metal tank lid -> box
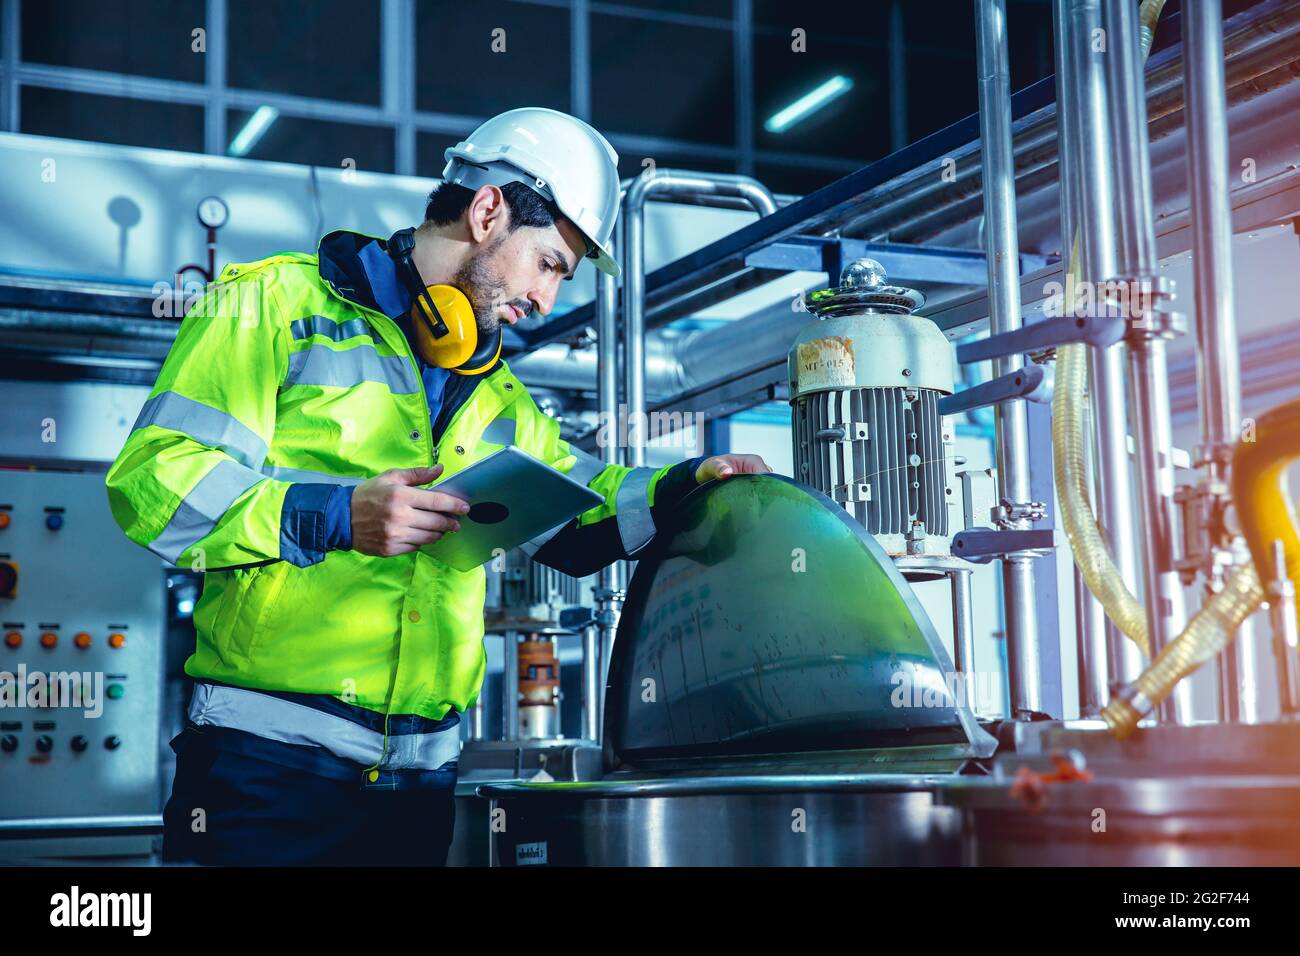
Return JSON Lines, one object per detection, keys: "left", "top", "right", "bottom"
{"left": 602, "top": 474, "right": 996, "bottom": 774}
{"left": 806, "top": 257, "right": 926, "bottom": 317}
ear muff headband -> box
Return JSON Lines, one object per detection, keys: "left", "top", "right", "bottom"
{"left": 386, "top": 228, "right": 501, "bottom": 374}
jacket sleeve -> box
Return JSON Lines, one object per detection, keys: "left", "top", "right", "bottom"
{"left": 513, "top": 397, "right": 705, "bottom": 578}
{"left": 105, "top": 270, "right": 297, "bottom": 571}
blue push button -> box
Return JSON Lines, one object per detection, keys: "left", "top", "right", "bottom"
{"left": 45, "top": 513, "right": 63, "bottom": 531}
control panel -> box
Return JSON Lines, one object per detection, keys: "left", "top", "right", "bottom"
{"left": 0, "top": 469, "right": 165, "bottom": 858}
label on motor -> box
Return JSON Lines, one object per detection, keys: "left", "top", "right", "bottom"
{"left": 796, "top": 336, "right": 856, "bottom": 390}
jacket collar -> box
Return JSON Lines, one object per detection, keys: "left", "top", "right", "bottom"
{"left": 316, "top": 228, "right": 505, "bottom": 379}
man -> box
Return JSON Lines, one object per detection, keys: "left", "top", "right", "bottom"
{"left": 106, "top": 107, "right": 770, "bottom": 866}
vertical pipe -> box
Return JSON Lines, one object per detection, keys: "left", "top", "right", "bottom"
{"left": 734, "top": 0, "right": 755, "bottom": 176}
{"left": 570, "top": 0, "right": 591, "bottom": 120}
{"left": 951, "top": 569, "right": 978, "bottom": 708}
{"left": 1268, "top": 539, "right": 1300, "bottom": 715}
{"left": 975, "top": 0, "right": 1042, "bottom": 717}
{"left": 596, "top": 228, "right": 623, "bottom": 743}
{"left": 1237, "top": 615, "right": 1260, "bottom": 723}
{"left": 203, "top": 0, "right": 228, "bottom": 156}
{"left": 1105, "top": 0, "right": 1187, "bottom": 724}
{"left": 581, "top": 623, "right": 600, "bottom": 740}
{"left": 889, "top": 0, "right": 909, "bottom": 153}
{"left": 1073, "top": 405, "right": 1110, "bottom": 715}
{"left": 1183, "top": 0, "right": 1249, "bottom": 723}
{"left": 470, "top": 685, "right": 485, "bottom": 740}
{"left": 1064, "top": 0, "right": 1145, "bottom": 697}
{"left": 1183, "top": 0, "right": 1242, "bottom": 465}
{"left": 502, "top": 631, "right": 519, "bottom": 741}
{"left": 624, "top": 202, "right": 648, "bottom": 469}
{"left": 1053, "top": 0, "right": 1110, "bottom": 716}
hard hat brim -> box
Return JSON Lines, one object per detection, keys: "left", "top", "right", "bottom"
{"left": 589, "top": 243, "right": 621, "bottom": 279}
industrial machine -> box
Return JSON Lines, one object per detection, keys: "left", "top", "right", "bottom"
{"left": 0, "top": 470, "right": 165, "bottom": 861}
{"left": 790, "top": 258, "right": 955, "bottom": 562}
{"left": 482, "top": 474, "right": 994, "bottom": 866}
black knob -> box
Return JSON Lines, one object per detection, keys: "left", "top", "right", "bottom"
{"left": 35, "top": 735, "right": 53, "bottom": 753}
{"left": 0, "top": 562, "right": 15, "bottom": 599}
{"left": 70, "top": 735, "right": 88, "bottom": 752}
{"left": 0, "top": 734, "right": 16, "bottom": 753}
{"left": 103, "top": 735, "right": 121, "bottom": 751}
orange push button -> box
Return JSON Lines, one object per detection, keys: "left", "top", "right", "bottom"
{"left": 0, "top": 512, "right": 10, "bottom": 529}
{"left": 3, "top": 631, "right": 20, "bottom": 649}
{"left": 74, "top": 632, "right": 92, "bottom": 649}
{"left": 108, "top": 633, "right": 126, "bottom": 649}
{"left": 39, "top": 632, "right": 57, "bottom": 649}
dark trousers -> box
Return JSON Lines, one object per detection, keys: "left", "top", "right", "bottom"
{"left": 162, "top": 726, "right": 458, "bottom": 866}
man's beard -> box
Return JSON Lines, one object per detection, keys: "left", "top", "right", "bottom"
{"left": 453, "top": 237, "right": 520, "bottom": 336}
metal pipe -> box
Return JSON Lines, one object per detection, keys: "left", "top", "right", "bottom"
{"left": 1105, "top": 0, "right": 1187, "bottom": 724}
{"left": 0, "top": 814, "right": 163, "bottom": 838}
{"left": 502, "top": 631, "right": 519, "bottom": 741}
{"left": 951, "top": 568, "right": 977, "bottom": 698}
{"left": 1052, "top": 0, "right": 1114, "bottom": 707}
{"left": 1236, "top": 615, "right": 1261, "bottom": 723}
{"left": 582, "top": 623, "right": 600, "bottom": 741}
{"left": 623, "top": 170, "right": 777, "bottom": 465}
{"left": 594, "top": 231, "right": 623, "bottom": 742}
{"left": 1267, "top": 539, "right": 1300, "bottom": 715}
{"left": 470, "top": 687, "right": 485, "bottom": 740}
{"left": 1063, "top": 0, "right": 1146, "bottom": 702}
{"left": 1185, "top": 0, "right": 1245, "bottom": 464}
{"left": 976, "top": 0, "right": 1042, "bottom": 717}
{"left": 1183, "top": 0, "right": 1251, "bottom": 723}
{"left": 839, "top": 2, "right": 1300, "bottom": 245}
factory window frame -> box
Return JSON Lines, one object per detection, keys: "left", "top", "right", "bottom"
{"left": 0, "top": 0, "right": 1060, "bottom": 193}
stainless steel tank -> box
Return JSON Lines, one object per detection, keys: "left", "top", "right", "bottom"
{"left": 478, "top": 475, "right": 995, "bottom": 866}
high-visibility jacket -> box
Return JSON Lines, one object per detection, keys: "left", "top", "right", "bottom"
{"left": 106, "top": 230, "right": 691, "bottom": 733}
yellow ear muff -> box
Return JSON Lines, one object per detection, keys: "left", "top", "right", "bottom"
{"left": 410, "top": 284, "right": 477, "bottom": 370}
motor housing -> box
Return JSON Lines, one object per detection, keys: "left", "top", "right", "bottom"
{"left": 789, "top": 258, "right": 957, "bottom": 557}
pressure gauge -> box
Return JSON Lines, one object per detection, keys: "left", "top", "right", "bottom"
{"left": 196, "top": 195, "right": 229, "bottom": 230}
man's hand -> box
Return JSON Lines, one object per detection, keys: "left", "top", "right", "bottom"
{"left": 694, "top": 453, "right": 773, "bottom": 483}
{"left": 351, "top": 465, "right": 471, "bottom": 557}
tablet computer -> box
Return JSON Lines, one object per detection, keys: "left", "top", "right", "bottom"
{"left": 419, "top": 445, "right": 605, "bottom": 571}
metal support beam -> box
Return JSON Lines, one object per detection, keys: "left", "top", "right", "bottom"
{"left": 381, "top": 0, "right": 416, "bottom": 176}
{"left": 2, "top": 0, "right": 19, "bottom": 133}
{"left": 888, "top": 0, "right": 908, "bottom": 153}
{"left": 734, "top": 0, "right": 754, "bottom": 176}
{"left": 570, "top": 0, "right": 591, "bottom": 120}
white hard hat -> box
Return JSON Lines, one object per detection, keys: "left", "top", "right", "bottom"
{"left": 443, "top": 107, "right": 622, "bottom": 278}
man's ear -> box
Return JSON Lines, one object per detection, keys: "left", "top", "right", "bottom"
{"left": 466, "top": 185, "right": 508, "bottom": 244}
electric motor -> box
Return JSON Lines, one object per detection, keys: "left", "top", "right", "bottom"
{"left": 789, "top": 258, "right": 957, "bottom": 557}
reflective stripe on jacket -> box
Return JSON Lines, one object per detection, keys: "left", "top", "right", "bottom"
{"left": 106, "top": 231, "right": 685, "bottom": 738}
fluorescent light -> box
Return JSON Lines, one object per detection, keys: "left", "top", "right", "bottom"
{"left": 764, "top": 75, "right": 854, "bottom": 134}
{"left": 228, "top": 106, "right": 280, "bottom": 157}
